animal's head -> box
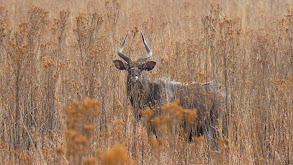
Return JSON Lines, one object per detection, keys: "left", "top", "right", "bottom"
{"left": 113, "top": 32, "right": 156, "bottom": 84}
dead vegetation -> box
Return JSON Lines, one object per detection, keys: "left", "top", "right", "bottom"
{"left": 0, "top": 0, "right": 292, "bottom": 164}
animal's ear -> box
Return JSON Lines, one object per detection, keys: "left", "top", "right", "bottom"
{"left": 113, "top": 60, "right": 127, "bottom": 70}
{"left": 143, "top": 61, "right": 156, "bottom": 71}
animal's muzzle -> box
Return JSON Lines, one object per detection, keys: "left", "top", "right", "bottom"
{"left": 130, "top": 76, "right": 139, "bottom": 82}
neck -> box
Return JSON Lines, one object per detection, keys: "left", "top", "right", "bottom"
{"left": 127, "top": 73, "right": 150, "bottom": 107}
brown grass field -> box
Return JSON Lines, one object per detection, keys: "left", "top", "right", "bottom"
{"left": 0, "top": 0, "right": 292, "bottom": 164}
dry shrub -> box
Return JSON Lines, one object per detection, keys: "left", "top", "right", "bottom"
{"left": 140, "top": 107, "right": 153, "bottom": 120}
{"left": 64, "top": 98, "right": 101, "bottom": 165}
{"left": 149, "top": 135, "right": 159, "bottom": 148}
{"left": 102, "top": 142, "right": 131, "bottom": 165}
{"left": 140, "top": 100, "right": 198, "bottom": 146}
{"left": 84, "top": 157, "right": 97, "bottom": 165}
{"left": 0, "top": 1, "right": 292, "bottom": 164}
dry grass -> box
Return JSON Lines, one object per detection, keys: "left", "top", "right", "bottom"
{"left": 0, "top": 0, "right": 292, "bottom": 164}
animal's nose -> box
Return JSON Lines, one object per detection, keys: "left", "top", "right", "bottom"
{"left": 131, "top": 75, "right": 138, "bottom": 81}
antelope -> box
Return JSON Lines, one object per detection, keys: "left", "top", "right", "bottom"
{"left": 113, "top": 32, "right": 225, "bottom": 144}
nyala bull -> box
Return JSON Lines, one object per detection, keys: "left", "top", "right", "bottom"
{"left": 113, "top": 32, "right": 226, "bottom": 145}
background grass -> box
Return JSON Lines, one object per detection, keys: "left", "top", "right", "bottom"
{"left": 0, "top": 0, "right": 292, "bottom": 164}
